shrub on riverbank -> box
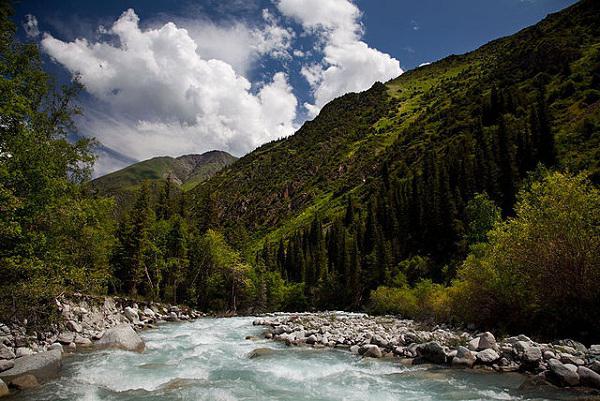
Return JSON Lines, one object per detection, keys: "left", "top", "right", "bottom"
{"left": 370, "top": 171, "right": 600, "bottom": 341}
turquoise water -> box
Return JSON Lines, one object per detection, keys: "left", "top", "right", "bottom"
{"left": 12, "top": 317, "right": 576, "bottom": 401}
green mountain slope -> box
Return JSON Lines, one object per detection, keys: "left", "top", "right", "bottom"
{"left": 191, "top": 0, "right": 599, "bottom": 257}
{"left": 93, "top": 150, "right": 237, "bottom": 195}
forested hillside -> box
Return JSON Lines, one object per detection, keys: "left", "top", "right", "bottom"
{"left": 187, "top": 0, "right": 599, "bottom": 338}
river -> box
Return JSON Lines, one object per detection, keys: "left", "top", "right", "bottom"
{"left": 11, "top": 317, "right": 581, "bottom": 401}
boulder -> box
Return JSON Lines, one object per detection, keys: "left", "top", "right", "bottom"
{"left": 417, "top": 342, "right": 448, "bottom": 364}
{"left": 476, "top": 349, "right": 500, "bottom": 364}
{"left": 0, "top": 349, "right": 62, "bottom": 384}
{"left": 9, "top": 374, "right": 39, "bottom": 390}
{"left": 589, "top": 360, "right": 600, "bottom": 374}
{"left": 57, "top": 332, "right": 75, "bottom": 345}
{"left": 452, "top": 346, "right": 476, "bottom": 368}
{"left": 548, "top": 359, "right": 580, "bottom": 387}
{"left": 468, "top": 337, "right": 479, "bottom": 351}
{"left": 64, "top": 343, "right": 77, "bottom": 353}
{"left": 523, "top": 346, "right": 542, "bottom": 364}
{"left": 66, "top": 320, "right": 82, "bottom": 333}
{"left": 0, "top": 379, "right": 7, "bottom": 397}
{"left": 15, "top": 347, "right": 33, "bottom": 358}
{"left": 47, "top": 343, "right": 63, "bottom": 353}
{"left": 96, "top": 324, "right": 145, "bottom": 353}
{"left": 124, "top": 307, "right": 139, "bottom": 323}
{"left": 0, "top": 361, "right": 13, "bottom": 373}
{"left": 578, "top": 366, "right": 600, "bottom": 389}
{"left": 477, "top": 332, "right": 496, "bottom": 350}
{"left": 0, "top": 345, "right": 14, "bottom": 361}
{"left": 247, "top": 348, "right": 276, "bottom": 359}
{"left": 361, "top": 344, "right": 382, "bottom": 358}
{"left": 350, "top": 345, "right": 360, "bottom": 354}
{"left": 589, "top": 345, "right": 600, "bottom": 355}
{"left": 306, "top": 334, "right": 318, "bottom": 345}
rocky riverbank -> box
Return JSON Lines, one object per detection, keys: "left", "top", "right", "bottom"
{"left": 0, "top": 293, "right": 203, "bottom": 397}
{"left": 254, "top": 313, "right": 600, "bottom": 391}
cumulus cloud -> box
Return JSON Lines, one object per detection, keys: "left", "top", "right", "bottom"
{"left": 276, "top": 0, "right": 402, "bottom": 117}
{"left": 41, "top": 9, "right": 298, "bottom": 173}
{"left": 23, "top": 14, "right": 40, "bottom": 38}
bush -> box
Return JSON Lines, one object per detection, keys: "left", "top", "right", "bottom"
{"left": 452, "top": 171, "right": 600, "bottom": 340}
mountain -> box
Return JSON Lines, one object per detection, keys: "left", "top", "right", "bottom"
{"left": 92, "top": 150, "right": 237, "bottom": 195}
{"left": 190, "top": 0, "right": 599, "bottom": 263}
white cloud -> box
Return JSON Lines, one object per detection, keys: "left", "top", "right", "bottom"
{"left": 23, "top": 14, "right": 40, "bottom": 38}
{"left": 41, "top": 9, "right": 298, "bottom": 174}
{"left": 276, "top": 0, "right": 402, "bottom": 117}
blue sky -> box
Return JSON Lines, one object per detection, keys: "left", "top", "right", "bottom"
{"left": 15, "top": 0, "right": 577, "bottom": 176}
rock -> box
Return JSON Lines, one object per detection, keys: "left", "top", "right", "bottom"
{"left": 417, "top": 342, "right": 448, "bottom": 364}
{"left": 556, "top": 339, "right": 587, "bottom": 354}
{"left": 476, "top": 349, "right": 500, "bottom": 364}
{"left": 96, "top": 324, "right": 145, "bottom": 353}
{"left": 548, "top": 359, "right": 580, "bottom": 387}
{"left": 578, "top": 366, "right": 600, "bottom": 389}
{"left": 361, "top": 344, "right": 382, "bottom": 358}
{"left": 64, "top": 343, "right": 76, "bottom": 353}
{"left": 477, "top": 332, "right": 496, "bottom": 350}
{"left": 523, "top": 346, "right": 542, "bottom": 364}
{"left": 543, "top": 350, "right": 555, "bottom": 360}
{"left": 350, "top": 345, "right": 360, "bottom": 354}
{"left": 589, "top": 360, "right": 600, "bottom": 374}
{"left": 0, "top": 361, "right": 13, "bottom": 373}
{"left": 560, "top": 354, "right": 585, "bottom": 366}
{"left": 306, "top": 334, "right": 318, "bottom": 345}
{"left": 468, "top": 337, "right": 479, "bottom": 351}
{"left": 452, "top": 346, "right": 476, "bottom": 368}
{"left": 57, "top": 332, "right": 75, "bottom": 344}
{"left": 0, "top": 379, "right": 7, "bottom": 397}
{"left": 47, "top": 343, "right": 63, "bottom": 353}
{"left": 66, "top": 320, "right": 82, "bottom": 333}
{"left": 9, "top": 374, "right": 39, "bottom": 390}
{"left": 589, "top": 345, "right": 600, "bottom": 355}
{"left": 74, "top": 336, "right": 92, "bottom": 347}
{"left": 167, "top": 312, "right": 179, "bottom": 322}
{"left": 247, "top": 348, "right": 276, "bottom": 359}
{"left": 143, "top": 308, "right": 156, "bottom": 318}
{"left": 124, "top": 307, "right": 139, "bottom": 323}
{"left": 15, "top": 347, "right": 33, "bottom": 358}
{"left": 0, "top": 349, "right": 62, "bottom": 384}
{"left": 0, "top": 345, "right": 14, "bottom": 361}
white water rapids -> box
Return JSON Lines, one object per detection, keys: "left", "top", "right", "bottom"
{"left": 12, "top": 317, "right": 578, "bottom": 401}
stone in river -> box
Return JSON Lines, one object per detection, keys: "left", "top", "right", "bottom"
{"left": 0, "top": 345, "right": 14, "bottom": 361}
{"left": 9, "top": 374, "right": 39, "bottom": 390}
{"left": 0, "top": 349, "right": 62, "bottom": 384}
{"left": 361, "top": 344, "right": 382, "bottom": 358}
{"left": 96, "top": 324, "right": 145, "bottom": 353}
{"left": 0, "top": 378, "right": 7, "bottom": 397}
{"left": 247, "top": 348, "right": 276, "bottom": 359}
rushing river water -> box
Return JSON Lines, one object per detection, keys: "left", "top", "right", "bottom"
{"left": 11, "top": 317, "right": 582, "bottom": 401}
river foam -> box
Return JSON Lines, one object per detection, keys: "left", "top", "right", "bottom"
{"left": 10, "top": 317, "right": 576, "bottom": 401}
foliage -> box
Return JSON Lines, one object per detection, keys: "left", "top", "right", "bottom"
{"left": 0, "top": 5, "right": 115, "bottom": 325}
{"left": 453, "top": 171, "right": 600, "bottom": 339}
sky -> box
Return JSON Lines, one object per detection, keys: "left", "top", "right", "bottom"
{"left": 14, "top": 0, "right": 578, "bottom": 177}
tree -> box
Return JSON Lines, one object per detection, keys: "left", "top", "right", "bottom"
{"left": 0, "top": 4, "right": 115, "bottom": 325}
{"left": 464, "top": 193, "right": 501, "bottom": 244}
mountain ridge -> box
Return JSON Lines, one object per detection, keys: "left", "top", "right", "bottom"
{"left": 92, "top": 150, "right": 237, "bottom": 194}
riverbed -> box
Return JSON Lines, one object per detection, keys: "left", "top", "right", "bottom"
{"left": 10, "top": 317, "right": 586, "bottom": 401}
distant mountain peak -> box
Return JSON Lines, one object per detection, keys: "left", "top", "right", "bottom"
{"left": 92, "top": 150, "right": 237, "bottom": 194}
